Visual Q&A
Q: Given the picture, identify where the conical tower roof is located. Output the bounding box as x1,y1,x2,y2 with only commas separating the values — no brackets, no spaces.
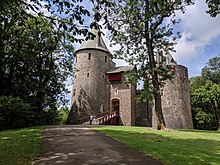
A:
76,29,110,53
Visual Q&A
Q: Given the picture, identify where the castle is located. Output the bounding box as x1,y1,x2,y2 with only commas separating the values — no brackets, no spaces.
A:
67,29,193,129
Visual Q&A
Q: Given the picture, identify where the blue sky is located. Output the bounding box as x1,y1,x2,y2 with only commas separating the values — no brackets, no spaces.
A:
172,1,220,77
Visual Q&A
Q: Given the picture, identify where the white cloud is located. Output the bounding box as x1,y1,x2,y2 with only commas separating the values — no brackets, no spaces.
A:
112,59,128,66
173,0,220,62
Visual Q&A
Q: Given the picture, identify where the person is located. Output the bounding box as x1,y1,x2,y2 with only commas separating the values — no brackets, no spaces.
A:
92,115,96,125
89,115,93,125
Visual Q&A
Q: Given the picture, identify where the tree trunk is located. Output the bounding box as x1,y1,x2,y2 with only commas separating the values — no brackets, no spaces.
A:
214,101,220,130
216,111,220,130
146,39,166,129
144,78,152,126
144,0,166,129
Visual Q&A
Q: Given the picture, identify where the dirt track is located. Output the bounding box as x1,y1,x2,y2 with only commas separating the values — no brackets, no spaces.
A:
34,125,163,165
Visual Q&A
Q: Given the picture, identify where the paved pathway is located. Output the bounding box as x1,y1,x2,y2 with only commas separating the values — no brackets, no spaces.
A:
35,125,163,165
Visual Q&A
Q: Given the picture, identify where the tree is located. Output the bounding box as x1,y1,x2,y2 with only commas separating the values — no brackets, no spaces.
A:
190,56,220,130
191,81,220,130
209,83,220,129
206,0,220,17
0,96,32,130
58,107,70,124
0,0,108,43
97,0,193,129
0,6,73,126
0,0,23,12
202,55,220,84
189,76,206,93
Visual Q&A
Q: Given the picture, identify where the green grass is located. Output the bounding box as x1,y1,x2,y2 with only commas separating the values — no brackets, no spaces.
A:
0,126,45,165
95,126,220,165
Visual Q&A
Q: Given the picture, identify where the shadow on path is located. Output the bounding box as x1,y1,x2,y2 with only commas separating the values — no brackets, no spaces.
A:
34,125,163,165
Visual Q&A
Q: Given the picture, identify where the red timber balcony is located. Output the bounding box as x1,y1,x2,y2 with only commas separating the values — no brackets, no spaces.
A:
107,73,122,82
106,66,134,82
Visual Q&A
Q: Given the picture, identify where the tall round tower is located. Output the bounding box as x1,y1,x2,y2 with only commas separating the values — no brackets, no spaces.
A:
152,65,193,129
152,51,193,129
67,29,115,124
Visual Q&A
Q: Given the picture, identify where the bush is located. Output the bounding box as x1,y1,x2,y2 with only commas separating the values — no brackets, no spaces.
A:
58,107,70,124
0,96,69,130
192,107,217,130
40,108,60,125
0,96,33,130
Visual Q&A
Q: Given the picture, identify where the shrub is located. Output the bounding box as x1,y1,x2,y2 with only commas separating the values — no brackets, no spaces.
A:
58,107,70,124
0,96,33,130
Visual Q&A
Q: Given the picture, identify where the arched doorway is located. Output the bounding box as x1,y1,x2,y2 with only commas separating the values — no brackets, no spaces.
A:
112,99,120,125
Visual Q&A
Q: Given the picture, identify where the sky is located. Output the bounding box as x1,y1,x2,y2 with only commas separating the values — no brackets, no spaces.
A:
173,0,220,77
67,0,220,107
73,0,220,77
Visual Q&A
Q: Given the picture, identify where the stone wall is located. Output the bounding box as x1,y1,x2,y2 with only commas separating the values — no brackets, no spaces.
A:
152,65,193,129
135,99,152,127
109,73,136,126
67,49,115,123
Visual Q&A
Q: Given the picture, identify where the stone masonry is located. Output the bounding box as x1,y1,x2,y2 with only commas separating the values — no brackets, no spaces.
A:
67,29,193,129
108,72,136,126
152,65,193,129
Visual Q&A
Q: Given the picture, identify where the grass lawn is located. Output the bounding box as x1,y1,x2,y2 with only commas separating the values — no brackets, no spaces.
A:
95,126,220,165
0,126,45,165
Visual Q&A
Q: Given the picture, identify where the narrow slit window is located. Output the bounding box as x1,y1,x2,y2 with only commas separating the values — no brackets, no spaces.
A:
73,89,76,96
87,73,89,77
105,56,107,62
88,53,91,60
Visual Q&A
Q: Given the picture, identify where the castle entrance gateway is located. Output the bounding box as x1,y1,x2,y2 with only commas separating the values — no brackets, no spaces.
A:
112,99,120,125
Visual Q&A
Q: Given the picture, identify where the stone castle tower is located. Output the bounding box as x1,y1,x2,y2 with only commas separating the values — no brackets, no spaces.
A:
158,65,193,128
151,51,193,129
67,29,193,129
67,29,114,123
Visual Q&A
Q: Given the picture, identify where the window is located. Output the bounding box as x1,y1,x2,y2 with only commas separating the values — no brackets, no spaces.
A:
73,89,76,96
74,75,77,79
88,53,91,60
87,73,89,77
105,56,107,62
75,56,77,63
